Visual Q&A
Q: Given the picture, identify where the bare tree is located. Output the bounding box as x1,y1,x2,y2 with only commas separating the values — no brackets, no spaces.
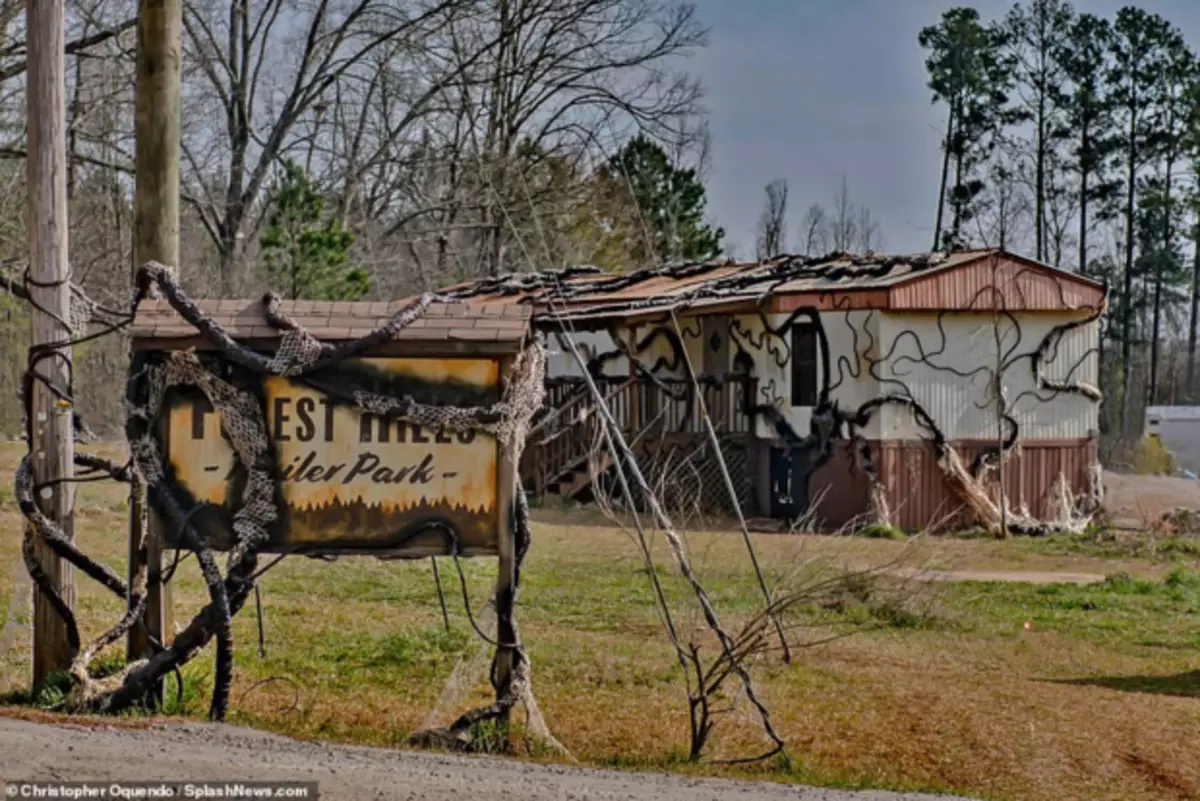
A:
178,0,464,293
975,159,1032,249
829,175,857,252
855,205,882,252
1043,169,1077,266
426,0,707,275
755,178,787,258
799,202,827,256
798,180,884,257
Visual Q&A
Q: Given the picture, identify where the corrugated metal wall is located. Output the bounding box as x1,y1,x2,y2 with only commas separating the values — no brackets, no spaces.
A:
809,441,872,528
889,255,1105,311
876,312,1098,441
878,438,1098,531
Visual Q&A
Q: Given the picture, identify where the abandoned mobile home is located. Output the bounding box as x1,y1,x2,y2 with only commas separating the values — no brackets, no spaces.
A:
451,248,1106,532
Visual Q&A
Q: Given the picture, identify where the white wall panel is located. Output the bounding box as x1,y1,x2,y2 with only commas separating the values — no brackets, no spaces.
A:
731,311,881,439
876,312,1098,441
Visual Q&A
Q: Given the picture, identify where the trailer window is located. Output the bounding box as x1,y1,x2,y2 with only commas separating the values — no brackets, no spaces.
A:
791,324,818,407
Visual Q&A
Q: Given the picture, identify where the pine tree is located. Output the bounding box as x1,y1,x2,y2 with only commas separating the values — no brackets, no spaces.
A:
1147,35,1196,402
919,7,1020,249
599,135,724,264
260,160,368,301
1059,12,1120,275
1107,7,1180,433
1185,88,1200,397
1004,0,1075,261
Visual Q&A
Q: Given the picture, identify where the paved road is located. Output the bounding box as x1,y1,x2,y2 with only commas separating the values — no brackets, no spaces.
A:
0,715,974,801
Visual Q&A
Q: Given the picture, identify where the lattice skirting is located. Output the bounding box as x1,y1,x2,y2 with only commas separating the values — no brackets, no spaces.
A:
634,436,752,519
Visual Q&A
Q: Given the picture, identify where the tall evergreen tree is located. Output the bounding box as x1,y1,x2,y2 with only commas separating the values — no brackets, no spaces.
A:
1004,0,1075,261
920,7,1019,249
261,160,367,301
1185,89,1200,397
1147,34,1196,402
1106,7,1178,433
1059,12,1120,275
599,135,724,264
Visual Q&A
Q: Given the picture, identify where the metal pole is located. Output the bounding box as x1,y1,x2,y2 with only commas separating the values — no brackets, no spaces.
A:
254,584,265,657
27,0,76,687
430,558,450,632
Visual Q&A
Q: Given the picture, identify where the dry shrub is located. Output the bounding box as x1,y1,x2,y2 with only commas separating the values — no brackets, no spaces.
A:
1131,436,1178,477
679,549,939,761
1157,507,1200,536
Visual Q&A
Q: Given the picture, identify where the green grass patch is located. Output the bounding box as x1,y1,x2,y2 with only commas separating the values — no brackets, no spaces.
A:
944,568,1200,650
855,523,908,541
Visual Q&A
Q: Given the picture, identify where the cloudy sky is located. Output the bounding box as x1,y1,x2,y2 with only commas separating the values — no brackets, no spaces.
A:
689,0,1200,257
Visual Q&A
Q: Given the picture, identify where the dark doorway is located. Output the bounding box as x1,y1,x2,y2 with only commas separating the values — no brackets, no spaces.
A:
769,444,810,519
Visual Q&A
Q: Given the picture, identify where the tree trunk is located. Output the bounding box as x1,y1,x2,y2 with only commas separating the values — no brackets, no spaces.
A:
1188,223,1200,399
128,0,182,690
933,110,953,250
218,220,239,294
67,46,82,200
1119,107,1137,438
1078,124,1089,275
951,111,965,246
1150,159,1173,405
26,0,76,687
1035,97,1045,262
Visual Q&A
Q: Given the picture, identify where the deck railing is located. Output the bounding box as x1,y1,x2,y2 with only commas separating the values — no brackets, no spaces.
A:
524,375,757,495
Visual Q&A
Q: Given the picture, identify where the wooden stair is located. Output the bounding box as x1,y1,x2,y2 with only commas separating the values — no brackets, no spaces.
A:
522,374,757,507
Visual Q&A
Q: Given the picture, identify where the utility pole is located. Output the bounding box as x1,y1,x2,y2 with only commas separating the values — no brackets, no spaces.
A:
127,0,181,668
26,0,76,686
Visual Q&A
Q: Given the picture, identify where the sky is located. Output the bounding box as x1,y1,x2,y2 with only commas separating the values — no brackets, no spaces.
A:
689,0,1200,257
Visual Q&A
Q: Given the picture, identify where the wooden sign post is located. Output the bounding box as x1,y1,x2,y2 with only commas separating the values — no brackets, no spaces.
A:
128,0,182,667
26,0,76,686
128,296,533,727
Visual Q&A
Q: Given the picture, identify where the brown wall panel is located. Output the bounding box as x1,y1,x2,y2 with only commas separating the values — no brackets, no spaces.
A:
877,438,1098,531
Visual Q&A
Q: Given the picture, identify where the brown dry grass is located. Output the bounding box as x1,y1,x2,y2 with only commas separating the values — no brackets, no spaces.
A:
1,443,1199,800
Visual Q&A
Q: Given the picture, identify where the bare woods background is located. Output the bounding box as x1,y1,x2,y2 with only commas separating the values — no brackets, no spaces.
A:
0,0,717,438
3,0,1200,462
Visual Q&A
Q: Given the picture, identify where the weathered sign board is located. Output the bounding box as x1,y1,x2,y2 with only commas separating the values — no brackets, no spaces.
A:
132,297,531,559
164,357,500,556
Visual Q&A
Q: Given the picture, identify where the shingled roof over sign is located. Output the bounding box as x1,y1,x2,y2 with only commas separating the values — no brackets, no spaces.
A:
442,248,1107,324
131,297,532,352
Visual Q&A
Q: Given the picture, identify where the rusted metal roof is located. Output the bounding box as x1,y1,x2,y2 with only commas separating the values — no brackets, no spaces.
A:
131,297,531,346
443,248,1107,324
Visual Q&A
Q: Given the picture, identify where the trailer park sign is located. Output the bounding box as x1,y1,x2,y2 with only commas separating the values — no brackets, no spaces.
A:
131,297,532,559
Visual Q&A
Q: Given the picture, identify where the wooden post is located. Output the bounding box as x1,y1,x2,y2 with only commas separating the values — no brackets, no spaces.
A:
992,255,1008,539
26,0,76,686
127,0,181,668
492,355,517,729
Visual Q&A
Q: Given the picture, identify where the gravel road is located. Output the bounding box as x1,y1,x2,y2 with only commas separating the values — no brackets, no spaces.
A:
0,715,974,801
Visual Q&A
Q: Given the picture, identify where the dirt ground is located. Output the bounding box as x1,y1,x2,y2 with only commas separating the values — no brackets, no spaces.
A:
1103,471,1200,527
0,715,970,801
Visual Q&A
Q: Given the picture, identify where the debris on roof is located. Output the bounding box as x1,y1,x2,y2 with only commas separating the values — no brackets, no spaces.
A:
442,248,1105,321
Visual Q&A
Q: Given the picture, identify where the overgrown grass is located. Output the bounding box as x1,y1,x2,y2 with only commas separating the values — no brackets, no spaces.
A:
854,523,908,541
944,568,1200,652
999,525,1200,565
1,444,1199,800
